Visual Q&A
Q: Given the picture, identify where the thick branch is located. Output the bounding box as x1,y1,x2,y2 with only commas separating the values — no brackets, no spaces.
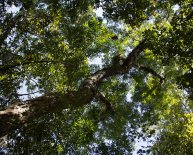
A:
123,38,146,66
133,64,164,83
95,90,115,113
84,39,147,87
0,89,93,137
0,39,146,137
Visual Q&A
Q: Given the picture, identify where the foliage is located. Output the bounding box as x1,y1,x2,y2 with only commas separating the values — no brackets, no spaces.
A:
1,0,193,154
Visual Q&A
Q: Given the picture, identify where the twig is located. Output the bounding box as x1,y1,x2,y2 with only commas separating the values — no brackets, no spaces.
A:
15,91,41,96
0,60,60,73
133,64,164,84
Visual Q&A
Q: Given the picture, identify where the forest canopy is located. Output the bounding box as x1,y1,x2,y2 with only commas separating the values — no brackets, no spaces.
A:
1,0,193,154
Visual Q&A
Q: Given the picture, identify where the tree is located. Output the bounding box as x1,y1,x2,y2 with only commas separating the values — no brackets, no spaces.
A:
0,0,193,154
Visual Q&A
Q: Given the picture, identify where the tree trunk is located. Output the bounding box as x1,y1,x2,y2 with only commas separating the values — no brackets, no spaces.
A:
0,39,146,138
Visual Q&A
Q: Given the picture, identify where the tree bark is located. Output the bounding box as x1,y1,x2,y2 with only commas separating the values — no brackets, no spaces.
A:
0,39,146,138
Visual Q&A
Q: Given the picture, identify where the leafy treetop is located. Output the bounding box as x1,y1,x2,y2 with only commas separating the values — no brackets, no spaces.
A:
0,0,193,154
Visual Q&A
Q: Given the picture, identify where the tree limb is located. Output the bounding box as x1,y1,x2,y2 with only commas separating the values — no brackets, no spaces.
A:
123,38,146,66
133,64,164,84
0,38,146,137
94,90,115,113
